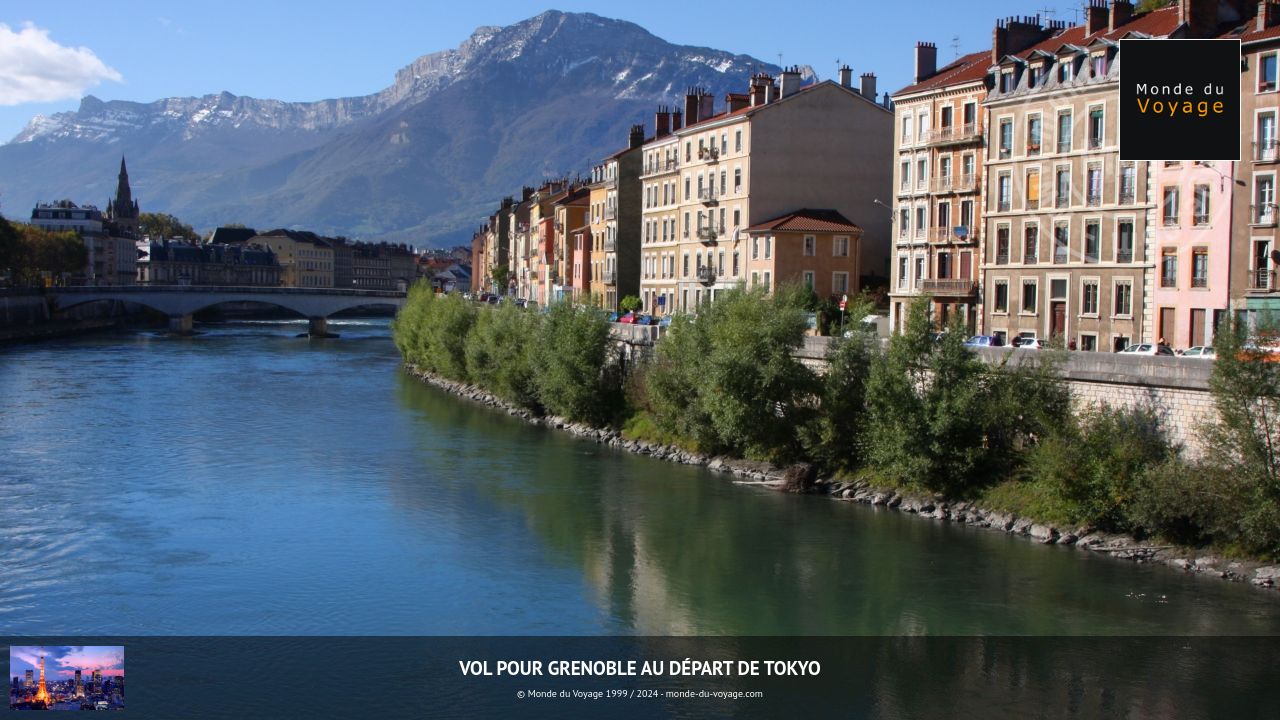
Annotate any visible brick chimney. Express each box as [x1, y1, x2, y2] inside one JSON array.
[[765, 80, 779, 103], [654, 106, 671, 138], [915, 42, 937, 83], [1109, 0, 1135, 31], [629, 124, 645, 149], [698, 89, 715, 120], [671, 110, 683, 130], [1178, 0, 1218, 38], [749, 74, 772, 106], [726, 92, 749, 112], [1086, 0, 1108, 35], [860, 72, 877, 100], [683, 87, 703, 126], [1260, 0, 1280, 30], [838, 65, 853, 88], [779, 66, 802, 98], [991, 16, 1053, 66]]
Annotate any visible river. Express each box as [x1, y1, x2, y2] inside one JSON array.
[[2, 317, 1279, 638]]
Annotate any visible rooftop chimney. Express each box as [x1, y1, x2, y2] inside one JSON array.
[[1109, 0, 1135, 31], [838, 65, 853, 88], [683, 87, 702, 126], [991, 16, 1052, 66], [726, 92, 749, 112], [1086, 0, 1108, 35], [1259, 0, 1280, 30], [698, 89, 714, 121], [749, 74, 772, 106], [1178, 0, 1217, 38], [629, 124, 645, 149], [654, 106, 671, 138], [671, 110, 683, 130], [764, 80, 779, 103], [779, 66, 802, 98], [860, 72, 877, 101], [915, 42, 938, 83]]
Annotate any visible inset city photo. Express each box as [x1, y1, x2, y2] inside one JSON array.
[[9, 647, 124, 711]]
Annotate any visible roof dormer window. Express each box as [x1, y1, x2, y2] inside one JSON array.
[[1091, 52, 1108, 78], [1000, 70, 1015, 93]]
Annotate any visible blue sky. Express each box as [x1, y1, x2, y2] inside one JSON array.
[[0, 0, 1091, 142]]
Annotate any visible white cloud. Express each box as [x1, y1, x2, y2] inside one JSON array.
[[0, 22, 122, 106]]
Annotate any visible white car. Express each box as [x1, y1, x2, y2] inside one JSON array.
[[1013, 337, 1045, 350], [1119, 343, 1176, 356], [1180, 346, 1216, 359]]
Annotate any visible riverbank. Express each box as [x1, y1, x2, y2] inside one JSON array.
[[0, 317, 125, 344], [404, 363, 1280, 594]]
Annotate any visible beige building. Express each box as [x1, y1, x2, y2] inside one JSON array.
[[890, 47, 988, 333], [252, 230, 334, 288], [642, 68, 893, 314], [587, 169, 611, 304]]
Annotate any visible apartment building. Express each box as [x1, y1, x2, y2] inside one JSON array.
[[642, 68, 892, 314], [600, 128, 644, 311], [1229, 2, 1280, 325], [551, 186, 590, 304], [505, 189, 533, 297], [252, 229, 335, 288], [639, 108, 683, 314], [890, 48, 988, 333], [587, 170, 610, 304]]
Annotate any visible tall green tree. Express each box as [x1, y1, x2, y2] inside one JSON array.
[[139, 212, 198, 241]]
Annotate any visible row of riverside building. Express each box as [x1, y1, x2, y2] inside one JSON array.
[[471, 67, 895, 314], [471, 0, 1280, 353], [892, 0, 1280, 351]]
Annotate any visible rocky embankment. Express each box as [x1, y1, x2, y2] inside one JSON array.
[[406, 365, 1280, 594]]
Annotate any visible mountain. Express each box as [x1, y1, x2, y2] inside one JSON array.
[[0, 11, 808, 246]]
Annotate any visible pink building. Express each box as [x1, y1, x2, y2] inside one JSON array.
[[570, 224, 591, 300], [1151, 161, 1234, 350]]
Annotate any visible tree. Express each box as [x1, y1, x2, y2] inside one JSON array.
[[491, 265, 511, 294], [139, 212, 198, 241], [803, 294, 876, 471], [619, 295, 642, 313], [531, 300, 616, 424]]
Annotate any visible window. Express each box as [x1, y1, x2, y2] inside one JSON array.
[[917, 158, 927, 189], [764, 237, 772, 259], [763, 271, 771, 291], [1192, 248, 1209, 288], [994, 280, 1009, 313], [1026, 168, 1040, 209], [995, 225, 1010, 264], [833, 272, 849, 294], [937, 201, 951, 231], [916, 206, 927, 237], [915, 257, 925, 281], [834, 236, 850, 257], [683, 253, 689, 277], [1029, 64, 1042, 87], [1161, 248, 1178, 287], [1088, 106, 1104, 149], [1000, 70, 1015, 93], [1082, 280, 1099, 315], [998, 119, 1013, 158], [1119, 163, 1137, 204], [1024, 224, 1039, 264], [1194, 184, 1211, 225], [1059, 60, 1072, 84], [998, 173, 1011, 211], [939, 156, 952, 184], [1114, 281, 1133, 317], [898, 257, 907, 288], [732, 251, 740, 276], [1261, 52, 1277, 93], [937, 252, 951, 279], [733, 209, 740, 227], [1027, 115, 1042, 154], [1054, 223, 1069, 264], [900, 161, 910, 190], [902, 116, 912, 143], [1086, 164, 1103, 206], [1055, 167, 1071, 208], [735, 130, 742, 153], [734, 168, 742, 192], [898, 208, 909, 237], [1084, 221, 1100, 263], [1163, 186, 1180, 226], [1117, 220, 1135, 262], [1256, 176, 1276, 223], [1080, 334, 1097, 352], [960, 200, 974, 229], [1057, 111, 1072, 153], [1021, 280, 1038, 315], [963, 102, 976, 128], [803, 271, 815, 288], [803, 235, 816, 256], [684, 177, 691, 201], [1091, 53, 1108, 78]]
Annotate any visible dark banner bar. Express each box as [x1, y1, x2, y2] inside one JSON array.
[[6, 637, 1280, 718]]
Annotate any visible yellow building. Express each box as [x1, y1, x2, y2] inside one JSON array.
[[251, 230, 334, 288]]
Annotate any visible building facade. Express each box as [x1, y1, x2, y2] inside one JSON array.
[[251, 230, 334, 288], [890, 49, 988, 333], [138, 240, 280, 286], [743, 209, 863, 300]]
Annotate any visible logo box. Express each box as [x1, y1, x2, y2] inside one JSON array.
[[1119, 38, 1241, 161]]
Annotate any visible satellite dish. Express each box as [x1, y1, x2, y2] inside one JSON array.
[[953, 226, 968, 239]]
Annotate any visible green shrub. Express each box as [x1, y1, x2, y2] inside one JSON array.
[[464, 302, 540, 408], [802, 295, 875, 471], [392, 282, 435, 367], [1028, 404, 1175, 533], [419, 292, 476, 380], [531, 300, 616, 424]]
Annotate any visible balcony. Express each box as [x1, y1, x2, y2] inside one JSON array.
[[1119, 190, 1136, 205], [1194, 213, 1210, 226], [697, 187, 719, 205], [696, 265, 716, 284], [995, 252, 1010, 265], [998, 147, 1012, 160], [1086, 194, 1102, 207], [1191, 275, 1208, 289], [604, 206, 617, 220], [927, 227, 976, 244], [921, 279, 977, 296], [1088, 136, 1103, 150], [1024, 247, 1038, 264], [1117, 248, 1134, 263], [603, 269, 616, 286], [697, 146, 720, 163], [1026, 142, 1042, 156], [1026, 197, 1039, 210], [697, 225, 722, 243], [1053, 247, 1069, 264], [1256, 140, 1278, 163], [603, 237, 616, 252], [997, 199, 1011, 212], [1252, 268, 1273, 292], [1057, 140, 1072, 153], [1055, 195, 1070, 209], [924, 123, 981, 147], [1253, 204, 1278, 226]]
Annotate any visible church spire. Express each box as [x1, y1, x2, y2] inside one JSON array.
[[107, 155, 140, 237]]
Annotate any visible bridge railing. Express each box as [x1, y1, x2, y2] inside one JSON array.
[[49, 285, 407, 299]]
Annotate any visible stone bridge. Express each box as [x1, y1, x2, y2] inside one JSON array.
[[49, 285, 407, 335]]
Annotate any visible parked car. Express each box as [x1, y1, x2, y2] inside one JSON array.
[[1180, 346, 1216, 359], [635, 314, 655, 326], [963, 335, 1004, 347], [514, 298, 528, 308], [658, 315, 673, 328], [618, 312, 636, 324], [487, 295, 500, 304], [1119, 343, 1175, 356], [1012, 336, 1044, 349], [607, 311, 620, 323]]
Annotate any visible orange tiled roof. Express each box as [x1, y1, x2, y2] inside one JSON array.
[[745, 208, 861, 234], [893, 50, 990, 97]]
